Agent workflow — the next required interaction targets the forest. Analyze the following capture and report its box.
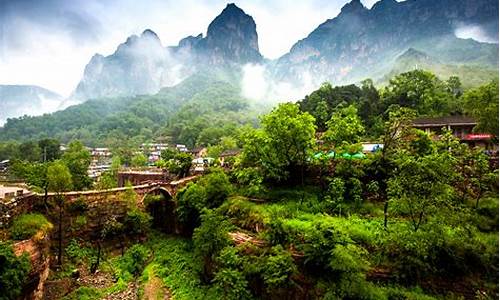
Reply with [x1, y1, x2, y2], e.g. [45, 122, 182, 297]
[0, 69, 498, 299]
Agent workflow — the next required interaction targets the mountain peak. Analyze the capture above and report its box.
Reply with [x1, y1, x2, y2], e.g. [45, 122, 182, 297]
[141, 29, 160, 40]
[204, 3, 262, 64]
[340, 0, 367, 15]
[223, 3, 244, 14]
[371, 0, 398, 11]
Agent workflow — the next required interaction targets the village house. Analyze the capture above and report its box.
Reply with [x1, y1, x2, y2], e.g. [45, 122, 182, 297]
[412, 116, 495, 149]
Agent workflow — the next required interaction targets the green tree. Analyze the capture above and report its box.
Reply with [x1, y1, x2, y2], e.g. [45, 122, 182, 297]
[47, 161, 73, 266]
[18, 141, 41, 162]
[131, 153, 148, 167]
[240, 103, 316, 183]
[167, 152, 193, 178]
[382, 70, 453, 116]
[388, 152, 454, 231]
[38, 138, 61, 162]
[193, 209, 232, 280]
[61, 140, 92, 190]
[324, 104, 365, 147]
[462, 80, 499, 137]
[373, 105, 416, 229]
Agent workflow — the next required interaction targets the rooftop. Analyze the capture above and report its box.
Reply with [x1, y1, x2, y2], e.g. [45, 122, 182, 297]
[413, 116, 476, 127]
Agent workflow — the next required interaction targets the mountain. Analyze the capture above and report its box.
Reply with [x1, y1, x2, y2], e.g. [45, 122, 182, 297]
[272, 0, 498, 88]
[0, 85, 63, 125]
[73, 3, 262, 101]
[380, 48, 498, 88]
[71, 29, 193, 100]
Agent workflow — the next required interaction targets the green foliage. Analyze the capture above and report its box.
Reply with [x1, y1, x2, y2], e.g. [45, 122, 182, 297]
[176, 171, 232, 233]
[119, 244, 150, 277]
[381, 70, 454, 116]
[38, 138, 61, 161]
[239, 103, 316, 182]
[193, 210, 233, 279]
[462, 80, 499, 136]
[47, 160, 73, 193]
[0, 243, 30, 300]
[65, 239, 94, 264]
[324, 104, 365, 147]
[131, 153, 148, 167]
[212, 267, 251, 300]
[9, 213, 52, 240]
[147, 234, 222, 299]
[261, 245, 297, 290]
[388, 151, 454, 231]
[166, 152, 193, 177]
[61, 140, 92, 190]
[123, 209, 152, 236]
[198, 169, 232, 208]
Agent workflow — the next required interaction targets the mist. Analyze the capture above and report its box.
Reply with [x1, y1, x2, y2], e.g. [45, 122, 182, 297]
[241, 63, 317, 104]
[454, 24, 498, 44]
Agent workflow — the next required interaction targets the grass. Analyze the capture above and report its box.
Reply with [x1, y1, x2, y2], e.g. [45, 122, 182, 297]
[145, 233, 222, 300]
[9, 213, 53, 240]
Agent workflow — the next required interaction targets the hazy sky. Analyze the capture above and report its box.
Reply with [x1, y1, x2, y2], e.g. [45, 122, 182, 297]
[0, 0, 383, 96]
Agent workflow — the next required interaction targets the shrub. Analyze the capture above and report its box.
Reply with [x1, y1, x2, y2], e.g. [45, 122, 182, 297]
[65, 239, 94, 263]
[124, 210, 152, 236]
[212, 268, 251, 300]
[0, 243, 31, 300]
[199, 169, 232, 208]
[119, 244, 150, 277]
[262, 245, 297, 291]
[10, 213, 53, 240]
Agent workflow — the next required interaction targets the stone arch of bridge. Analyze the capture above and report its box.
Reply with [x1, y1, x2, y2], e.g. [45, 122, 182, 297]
[141, 186, 177, 233]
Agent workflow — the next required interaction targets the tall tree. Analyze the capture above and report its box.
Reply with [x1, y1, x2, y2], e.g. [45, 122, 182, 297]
[382, 70, 453, 116]
[255, 103, 316, 183]
[38, 139, 61, 162]
[47, 161, 73, 266]
[61, 140, 92, 190]
[324, 104, 365, 148]
[462, 80, 499, 137]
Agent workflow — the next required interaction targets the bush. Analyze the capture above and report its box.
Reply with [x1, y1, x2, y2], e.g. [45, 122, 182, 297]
[119, 244, 150, 277]
[0, 243, 31, 300]
[65, 239, 94, 263]
[262, 245, 297, 290]
[199, 169, 232, 208]
[10, 213, 53, 240]
[124, 210, 152, 236]
[212, 268, 251, 300]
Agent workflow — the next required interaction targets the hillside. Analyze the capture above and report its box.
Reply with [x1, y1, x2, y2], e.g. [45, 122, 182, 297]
[0, 73, 257, 147]
[272, 0, 498, 87]
[380, 48, 499, 88]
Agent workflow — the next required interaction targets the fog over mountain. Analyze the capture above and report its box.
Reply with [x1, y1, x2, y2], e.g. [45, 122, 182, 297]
[0, 85, 63, 124]
[1, 0, 498, 121]
[72, 0, 498, 103]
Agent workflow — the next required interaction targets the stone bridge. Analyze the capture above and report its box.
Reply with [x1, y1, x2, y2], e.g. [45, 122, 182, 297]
[0, 175, 199, 228]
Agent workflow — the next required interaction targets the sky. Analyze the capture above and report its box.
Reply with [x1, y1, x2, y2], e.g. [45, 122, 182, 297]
[0, 0, 382, 97]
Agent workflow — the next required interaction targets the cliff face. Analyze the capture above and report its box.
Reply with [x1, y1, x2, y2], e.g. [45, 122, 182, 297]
[200, 3, 262, 65]
[72, 3, 262, 101]
[71, 0, 498, 101]
[273, 0, 498, 86]
[13, 232, 51, 300]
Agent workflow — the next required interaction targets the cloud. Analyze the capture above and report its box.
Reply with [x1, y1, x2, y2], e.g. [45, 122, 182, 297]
[0, 0, 378, 96]
[241, 63, 316, 104]
[454, 23, 498, 44]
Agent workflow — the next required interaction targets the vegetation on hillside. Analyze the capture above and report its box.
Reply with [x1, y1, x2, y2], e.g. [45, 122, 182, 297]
[1, 70, 498, 299]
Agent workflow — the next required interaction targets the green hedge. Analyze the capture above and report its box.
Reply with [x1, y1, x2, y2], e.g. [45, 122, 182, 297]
[9, 213, 52, 240]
